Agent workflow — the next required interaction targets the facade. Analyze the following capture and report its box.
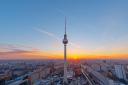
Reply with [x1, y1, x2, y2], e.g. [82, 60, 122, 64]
[114, 65, 127, 80]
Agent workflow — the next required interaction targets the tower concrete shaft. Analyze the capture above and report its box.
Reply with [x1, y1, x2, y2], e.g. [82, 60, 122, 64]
[63, 44, 68, 84]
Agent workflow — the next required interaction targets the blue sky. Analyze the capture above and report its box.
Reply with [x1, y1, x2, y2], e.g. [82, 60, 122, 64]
[0, 0, 128, 59]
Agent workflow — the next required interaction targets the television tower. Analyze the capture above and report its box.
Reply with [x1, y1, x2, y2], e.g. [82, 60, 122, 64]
[63, 17, 68, 85]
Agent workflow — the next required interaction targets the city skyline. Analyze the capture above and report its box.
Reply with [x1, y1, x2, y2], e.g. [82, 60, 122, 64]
[0, 0, 128, 60]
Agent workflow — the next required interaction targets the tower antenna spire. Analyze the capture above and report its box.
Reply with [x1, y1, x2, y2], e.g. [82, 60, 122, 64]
[65, 16, 67, 34]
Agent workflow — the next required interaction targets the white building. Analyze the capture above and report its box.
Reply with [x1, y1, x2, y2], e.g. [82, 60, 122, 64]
[114, 65, 127, 80]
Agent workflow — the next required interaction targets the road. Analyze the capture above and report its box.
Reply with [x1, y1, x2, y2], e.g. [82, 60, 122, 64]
[81, 65, 95, 85]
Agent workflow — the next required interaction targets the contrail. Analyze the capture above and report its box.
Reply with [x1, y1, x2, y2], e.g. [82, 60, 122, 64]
[34, 28, 60, 41]
[33, 6, 81, 49]
[34, 28, 83, 49]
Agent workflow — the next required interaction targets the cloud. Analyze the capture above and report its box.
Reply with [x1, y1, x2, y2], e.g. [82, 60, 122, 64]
[0, 43, 40, 52]
[0, 50, 31, 55]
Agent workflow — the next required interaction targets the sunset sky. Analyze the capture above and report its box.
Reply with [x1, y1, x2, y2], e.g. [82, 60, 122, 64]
[0, 0, 128, 60]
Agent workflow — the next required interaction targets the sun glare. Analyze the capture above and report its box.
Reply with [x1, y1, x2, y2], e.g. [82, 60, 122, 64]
[73, 56, 79, 60]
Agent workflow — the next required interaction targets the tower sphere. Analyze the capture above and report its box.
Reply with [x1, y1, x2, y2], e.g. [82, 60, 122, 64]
[63, 34, 68, 44]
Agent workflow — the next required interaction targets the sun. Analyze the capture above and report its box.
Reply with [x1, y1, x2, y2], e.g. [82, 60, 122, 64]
[73, 56, 79, 60]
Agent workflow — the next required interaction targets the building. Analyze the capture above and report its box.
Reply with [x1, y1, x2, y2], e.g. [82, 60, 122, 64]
[114, 65, 127, 80]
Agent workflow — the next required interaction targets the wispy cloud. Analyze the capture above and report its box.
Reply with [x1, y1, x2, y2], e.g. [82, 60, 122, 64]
[0, 43, 39, 52]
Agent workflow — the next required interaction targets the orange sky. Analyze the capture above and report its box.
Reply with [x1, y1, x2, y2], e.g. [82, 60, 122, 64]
[0, 50, 128, 60]
[0, 0, 128, 60]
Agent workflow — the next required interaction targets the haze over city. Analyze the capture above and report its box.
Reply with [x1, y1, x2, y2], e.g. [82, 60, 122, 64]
[1, 1, 128, 85]
[0, 0, 128, 60]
